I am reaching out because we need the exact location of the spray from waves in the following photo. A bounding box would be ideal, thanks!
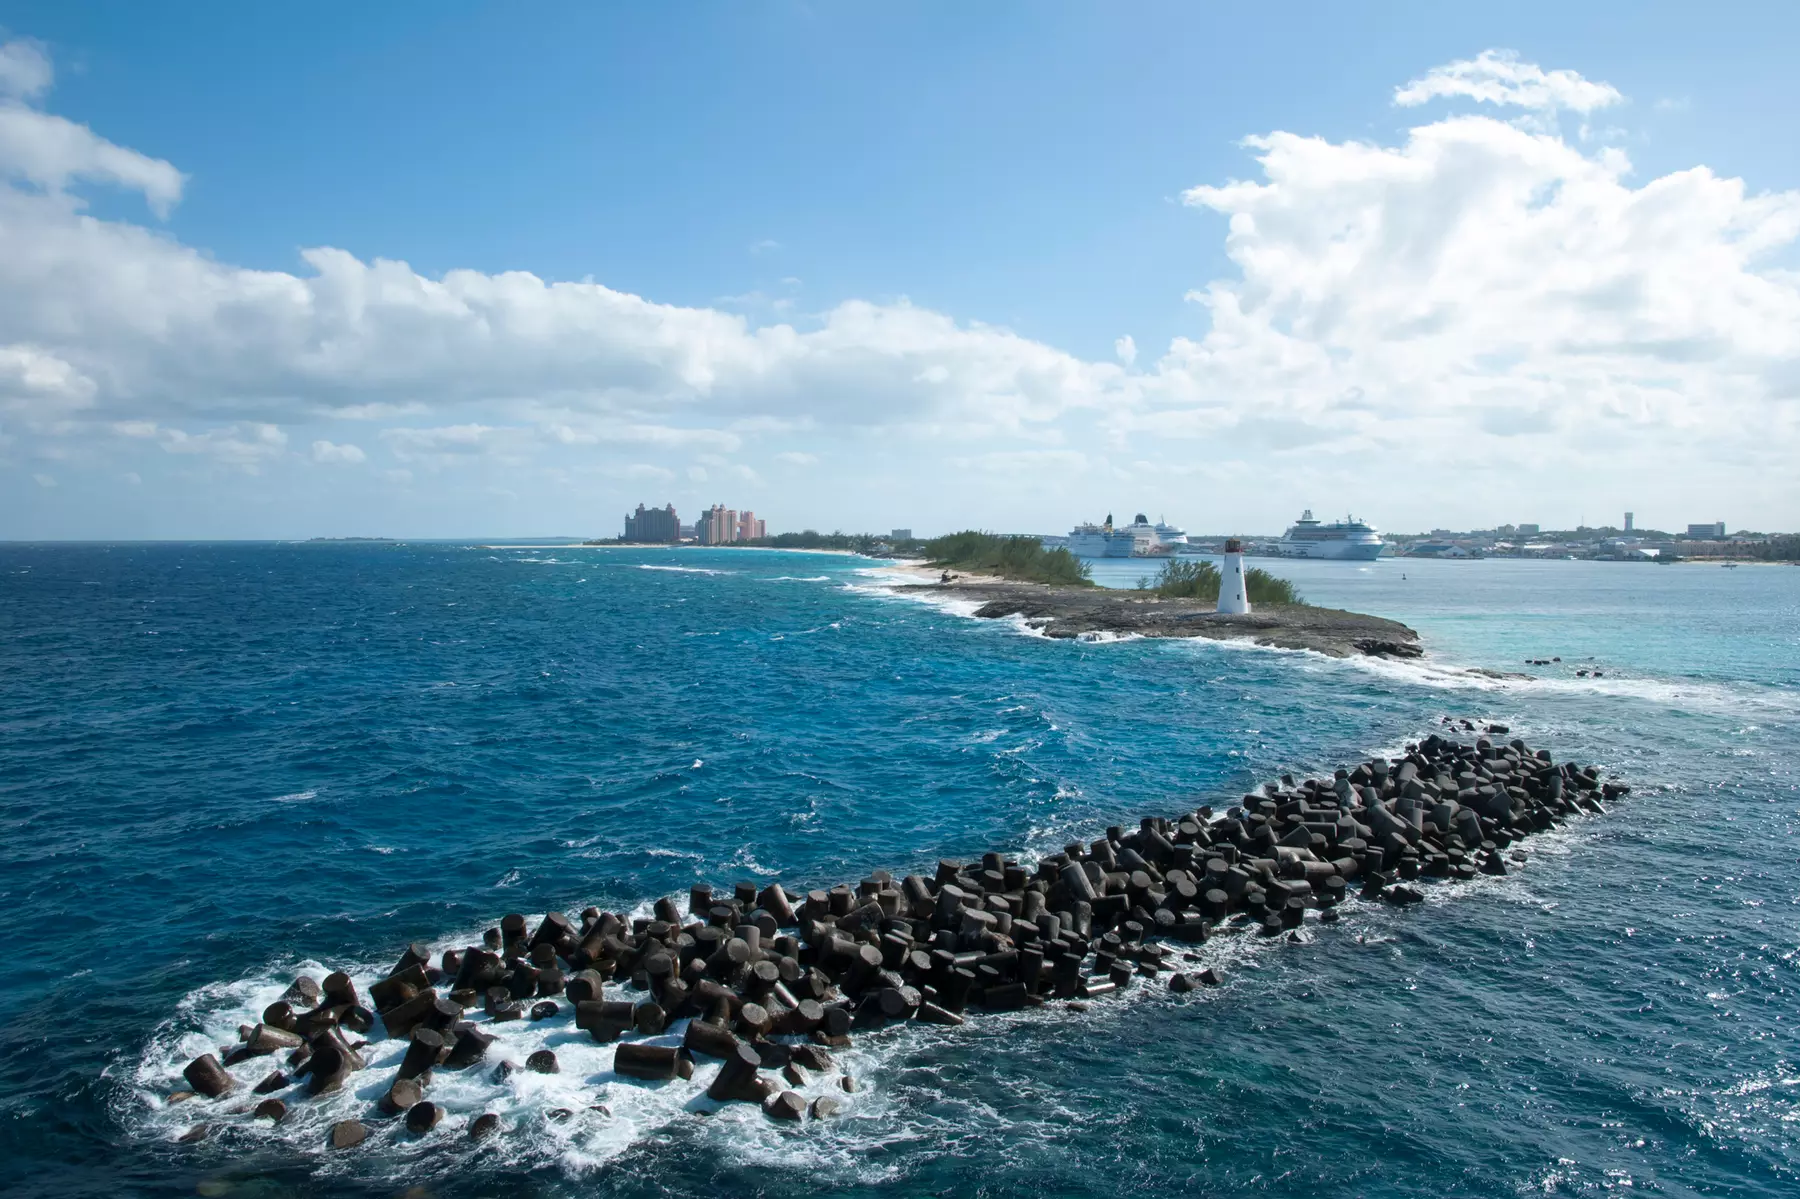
[129,724,1630,1184]
[124,951,894,1185]
[763,576,832,583]
[128,854,1585,1185]
[1273,640,1800,721]
[638,565,736,576]
[843,577,992,624]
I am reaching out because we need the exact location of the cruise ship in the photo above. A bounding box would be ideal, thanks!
[1275,510,1384,560]
[1067,514,1187,558]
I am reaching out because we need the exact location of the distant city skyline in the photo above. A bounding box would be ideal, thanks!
[3,5,1799,538]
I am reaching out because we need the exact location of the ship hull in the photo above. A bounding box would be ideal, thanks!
[1276,539,1383,561]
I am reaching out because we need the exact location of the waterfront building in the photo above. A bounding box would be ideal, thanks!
[891,528,913,540]
[623,503,680,543]
[1687,521,1727,539]
[697,505,737,545]
[1625,512,1635,533]
[736,511,766,541]
[1518,523,1540,535]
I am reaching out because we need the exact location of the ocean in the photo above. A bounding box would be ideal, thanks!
[1,543,1795,1198]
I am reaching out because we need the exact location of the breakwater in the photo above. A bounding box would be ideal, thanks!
[164,724,1628,1153]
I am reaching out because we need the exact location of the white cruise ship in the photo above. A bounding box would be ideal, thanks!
[1276,510,1384,560]
[1067,513,1187,558]
[1067,515,1134,558]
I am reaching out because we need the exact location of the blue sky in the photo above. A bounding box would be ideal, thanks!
[3,2,1798,538]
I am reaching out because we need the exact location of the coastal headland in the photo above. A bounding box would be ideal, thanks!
[904,578,1424,658]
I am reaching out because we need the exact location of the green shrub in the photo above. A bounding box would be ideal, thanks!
[1138,558,1303,605]
[1244,567,1303,605]
[924,532,1092,585]
[1137,558,1220,598]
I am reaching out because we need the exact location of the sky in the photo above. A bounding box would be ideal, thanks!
[2,1,1798,539]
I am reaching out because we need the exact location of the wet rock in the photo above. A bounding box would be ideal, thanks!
[283,976,322,1008]
[397,1028,444,1081]
[322,971,359,1008]
[469,1112,500,1141]
[304,1034,358,1096]
[526,1049,559,1074]
[614,1043,682,1081]
[405,1101,443,1134]
[328,1119,367,1149]
[381,1077,426,1116]
[252,1070,288,1095]
[706,1043,773,1104]
[183,1054,234,1099]
[178,1123,208,1143]
[530,1001,559,1021]
[443,1025,495,1070]
[683,1019,741,1060]
[262,1000,299,1032]
[810,1095,844,1119]
[765,1090,807,1121]
[253,1098,287,1123]
[838,1074,858,1093]
[1169,973,1197,993]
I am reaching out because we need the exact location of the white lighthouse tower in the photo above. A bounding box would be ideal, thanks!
[1218,537,1250,614]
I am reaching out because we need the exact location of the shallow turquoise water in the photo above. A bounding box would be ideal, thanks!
[1,544,1795,1197]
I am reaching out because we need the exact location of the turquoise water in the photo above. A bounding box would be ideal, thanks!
[1,544,1796,1197]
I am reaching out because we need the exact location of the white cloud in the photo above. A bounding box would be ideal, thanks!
[1170,103,1800,488]
[2,39,1799,531]
[1395,50,1623,114]
[0,38,52,100]
[0,39,184,217]
[32,471,54,487]
[155,422,288,471]
[749,238,780,255]
[310,439,366,465]
[0,343,95,415]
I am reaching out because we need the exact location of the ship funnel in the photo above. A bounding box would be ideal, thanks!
[1218,538,1250,615]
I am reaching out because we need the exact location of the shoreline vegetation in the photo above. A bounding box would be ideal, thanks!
[923,531,1092,586]
[1135,558,1303,606]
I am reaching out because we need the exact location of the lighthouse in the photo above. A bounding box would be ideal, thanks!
[1218,538,1250,614]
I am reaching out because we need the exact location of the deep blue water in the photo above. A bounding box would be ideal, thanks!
[1,543,1796,1198]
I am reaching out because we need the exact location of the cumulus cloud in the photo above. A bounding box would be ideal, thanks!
[310,439,366,465]
[1394,49,1624,114]
[1170,102,1800,493]
[1,37,1798,531]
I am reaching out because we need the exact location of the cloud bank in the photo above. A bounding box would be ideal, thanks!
[2,40,1797,536]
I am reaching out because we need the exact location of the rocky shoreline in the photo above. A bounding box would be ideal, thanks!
[904,579,1424,658]
[167,724,1624,1153]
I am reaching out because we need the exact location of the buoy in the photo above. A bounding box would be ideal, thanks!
[1217,538,1250,615]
